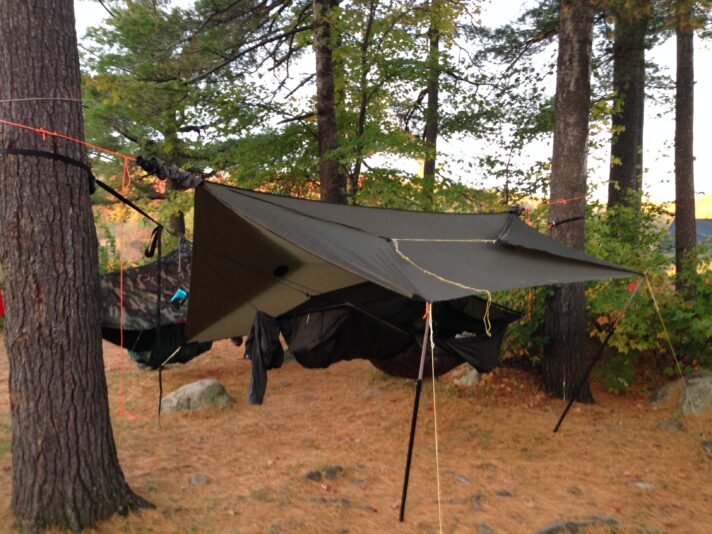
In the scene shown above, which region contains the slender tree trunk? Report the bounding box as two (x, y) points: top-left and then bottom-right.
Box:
(674, 0), (697, 296)
(314, 0), (346, 203)
(542, 0), (594, 403)
(0, 1), (151, 530)
(608, 2), (648, 209)
(349, 0), (377, 201)
(422, 1), (440, 212)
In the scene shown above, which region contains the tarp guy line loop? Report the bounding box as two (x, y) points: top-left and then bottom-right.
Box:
(428, 308), (444, 534)
(391, 238), (493, 336)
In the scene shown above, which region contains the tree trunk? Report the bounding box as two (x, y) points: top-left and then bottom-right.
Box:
(422, 1), (440, 212)
(608, 2), (648, 209)
(0, 1), (151, 530)
(348, 0), (377, 201)
(314, 0), (346, 203)
(674, 0), (697, 296)
(542, 0), (594, 403)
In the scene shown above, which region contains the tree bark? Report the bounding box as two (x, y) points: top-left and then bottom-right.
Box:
(0, 1), (151, 530)
(314, 0), (346, 203)
(608, 1), (648, 209)
(542, 0), (594, 403)
(674, 0), (697, 296)
(422, 1), (440, 212)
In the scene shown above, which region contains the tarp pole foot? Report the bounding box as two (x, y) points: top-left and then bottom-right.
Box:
(399, 304), (431, 522)
(399, 378), (423, 522)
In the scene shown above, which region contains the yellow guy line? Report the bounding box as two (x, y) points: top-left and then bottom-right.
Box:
(428, 309), (444, 534)
(391, 238), (493, 336)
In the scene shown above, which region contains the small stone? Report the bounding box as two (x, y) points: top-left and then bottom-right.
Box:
(475, 523), (494, 534)
(703, 440), (712, 460)
(649, 381), (680, 405)
(632, 480), (655, 491)
(161, 379), (231, 412)
(535, 516), (619, 534)
(305, 470), (322, 481)
(566, 485), (582, 496)
(351, 477), (367, 485)
(471, 493), (482, 512)
(323, 465), (344, 480)
(495, 490), (513, 497)
(190, 474), (211, 486)
(363, 505), (378, 513)
(453, 364), (480, 387)
(659, 420), (682, 431)
(444, 470), (472, 486)
(337, 498), (351, 507)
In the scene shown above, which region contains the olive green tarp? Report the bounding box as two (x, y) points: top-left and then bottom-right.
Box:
(186, 183), (638, 343)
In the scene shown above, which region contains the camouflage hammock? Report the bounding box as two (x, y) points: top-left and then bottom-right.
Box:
(100, 239), (211, 368)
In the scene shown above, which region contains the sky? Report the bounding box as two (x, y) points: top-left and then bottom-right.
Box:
(74, 0), (710, 203)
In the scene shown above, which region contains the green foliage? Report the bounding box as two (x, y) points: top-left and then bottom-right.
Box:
(498, 201), (711, 390)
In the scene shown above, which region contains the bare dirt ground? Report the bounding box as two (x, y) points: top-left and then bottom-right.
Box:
(0, 338), (710, 533)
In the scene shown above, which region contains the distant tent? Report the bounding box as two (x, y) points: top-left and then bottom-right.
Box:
(186, 182), (638, 343)
(666, 218), (712, 254)
(100, 239), (211, 368)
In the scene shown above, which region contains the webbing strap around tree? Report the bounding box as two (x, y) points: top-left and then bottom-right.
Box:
(0, 147), (96, 192)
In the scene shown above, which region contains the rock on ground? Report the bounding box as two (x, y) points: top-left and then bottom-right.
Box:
(703, 440), (712, 460)
(649, 371), (712, 415)
(452, 364), (480, 387)
(534, 516), (619, 534)
(161, 379), (231, 412)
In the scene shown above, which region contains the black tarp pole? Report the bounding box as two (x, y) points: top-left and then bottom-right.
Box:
(399, 304), (431, 522)
(553, 276), (644, 433)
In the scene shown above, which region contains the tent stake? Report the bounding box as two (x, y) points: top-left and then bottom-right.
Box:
(553, 276), (644, 433)
(399, 304), (431, 522)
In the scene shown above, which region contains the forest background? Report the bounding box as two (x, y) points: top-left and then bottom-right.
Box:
(3, 0), (712, 392)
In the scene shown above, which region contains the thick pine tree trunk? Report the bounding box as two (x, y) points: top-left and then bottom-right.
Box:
(608, 2), (648, 209)
(314, 0), (346, 204)
(542, 0), (594, 403)
(674, 1), (697, 296)
(0, 1), (150, 530)
(422, 3), (440, 212)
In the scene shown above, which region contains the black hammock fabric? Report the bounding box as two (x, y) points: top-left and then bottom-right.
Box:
(245, 283), (521, 403)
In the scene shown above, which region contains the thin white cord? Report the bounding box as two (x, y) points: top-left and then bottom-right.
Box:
(428, 309), (444, 534)
(0, 97), (82, 103)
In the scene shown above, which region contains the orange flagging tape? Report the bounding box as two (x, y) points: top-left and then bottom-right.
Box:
(0, 118), (136, 161)
(116, 158), (136, 421)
